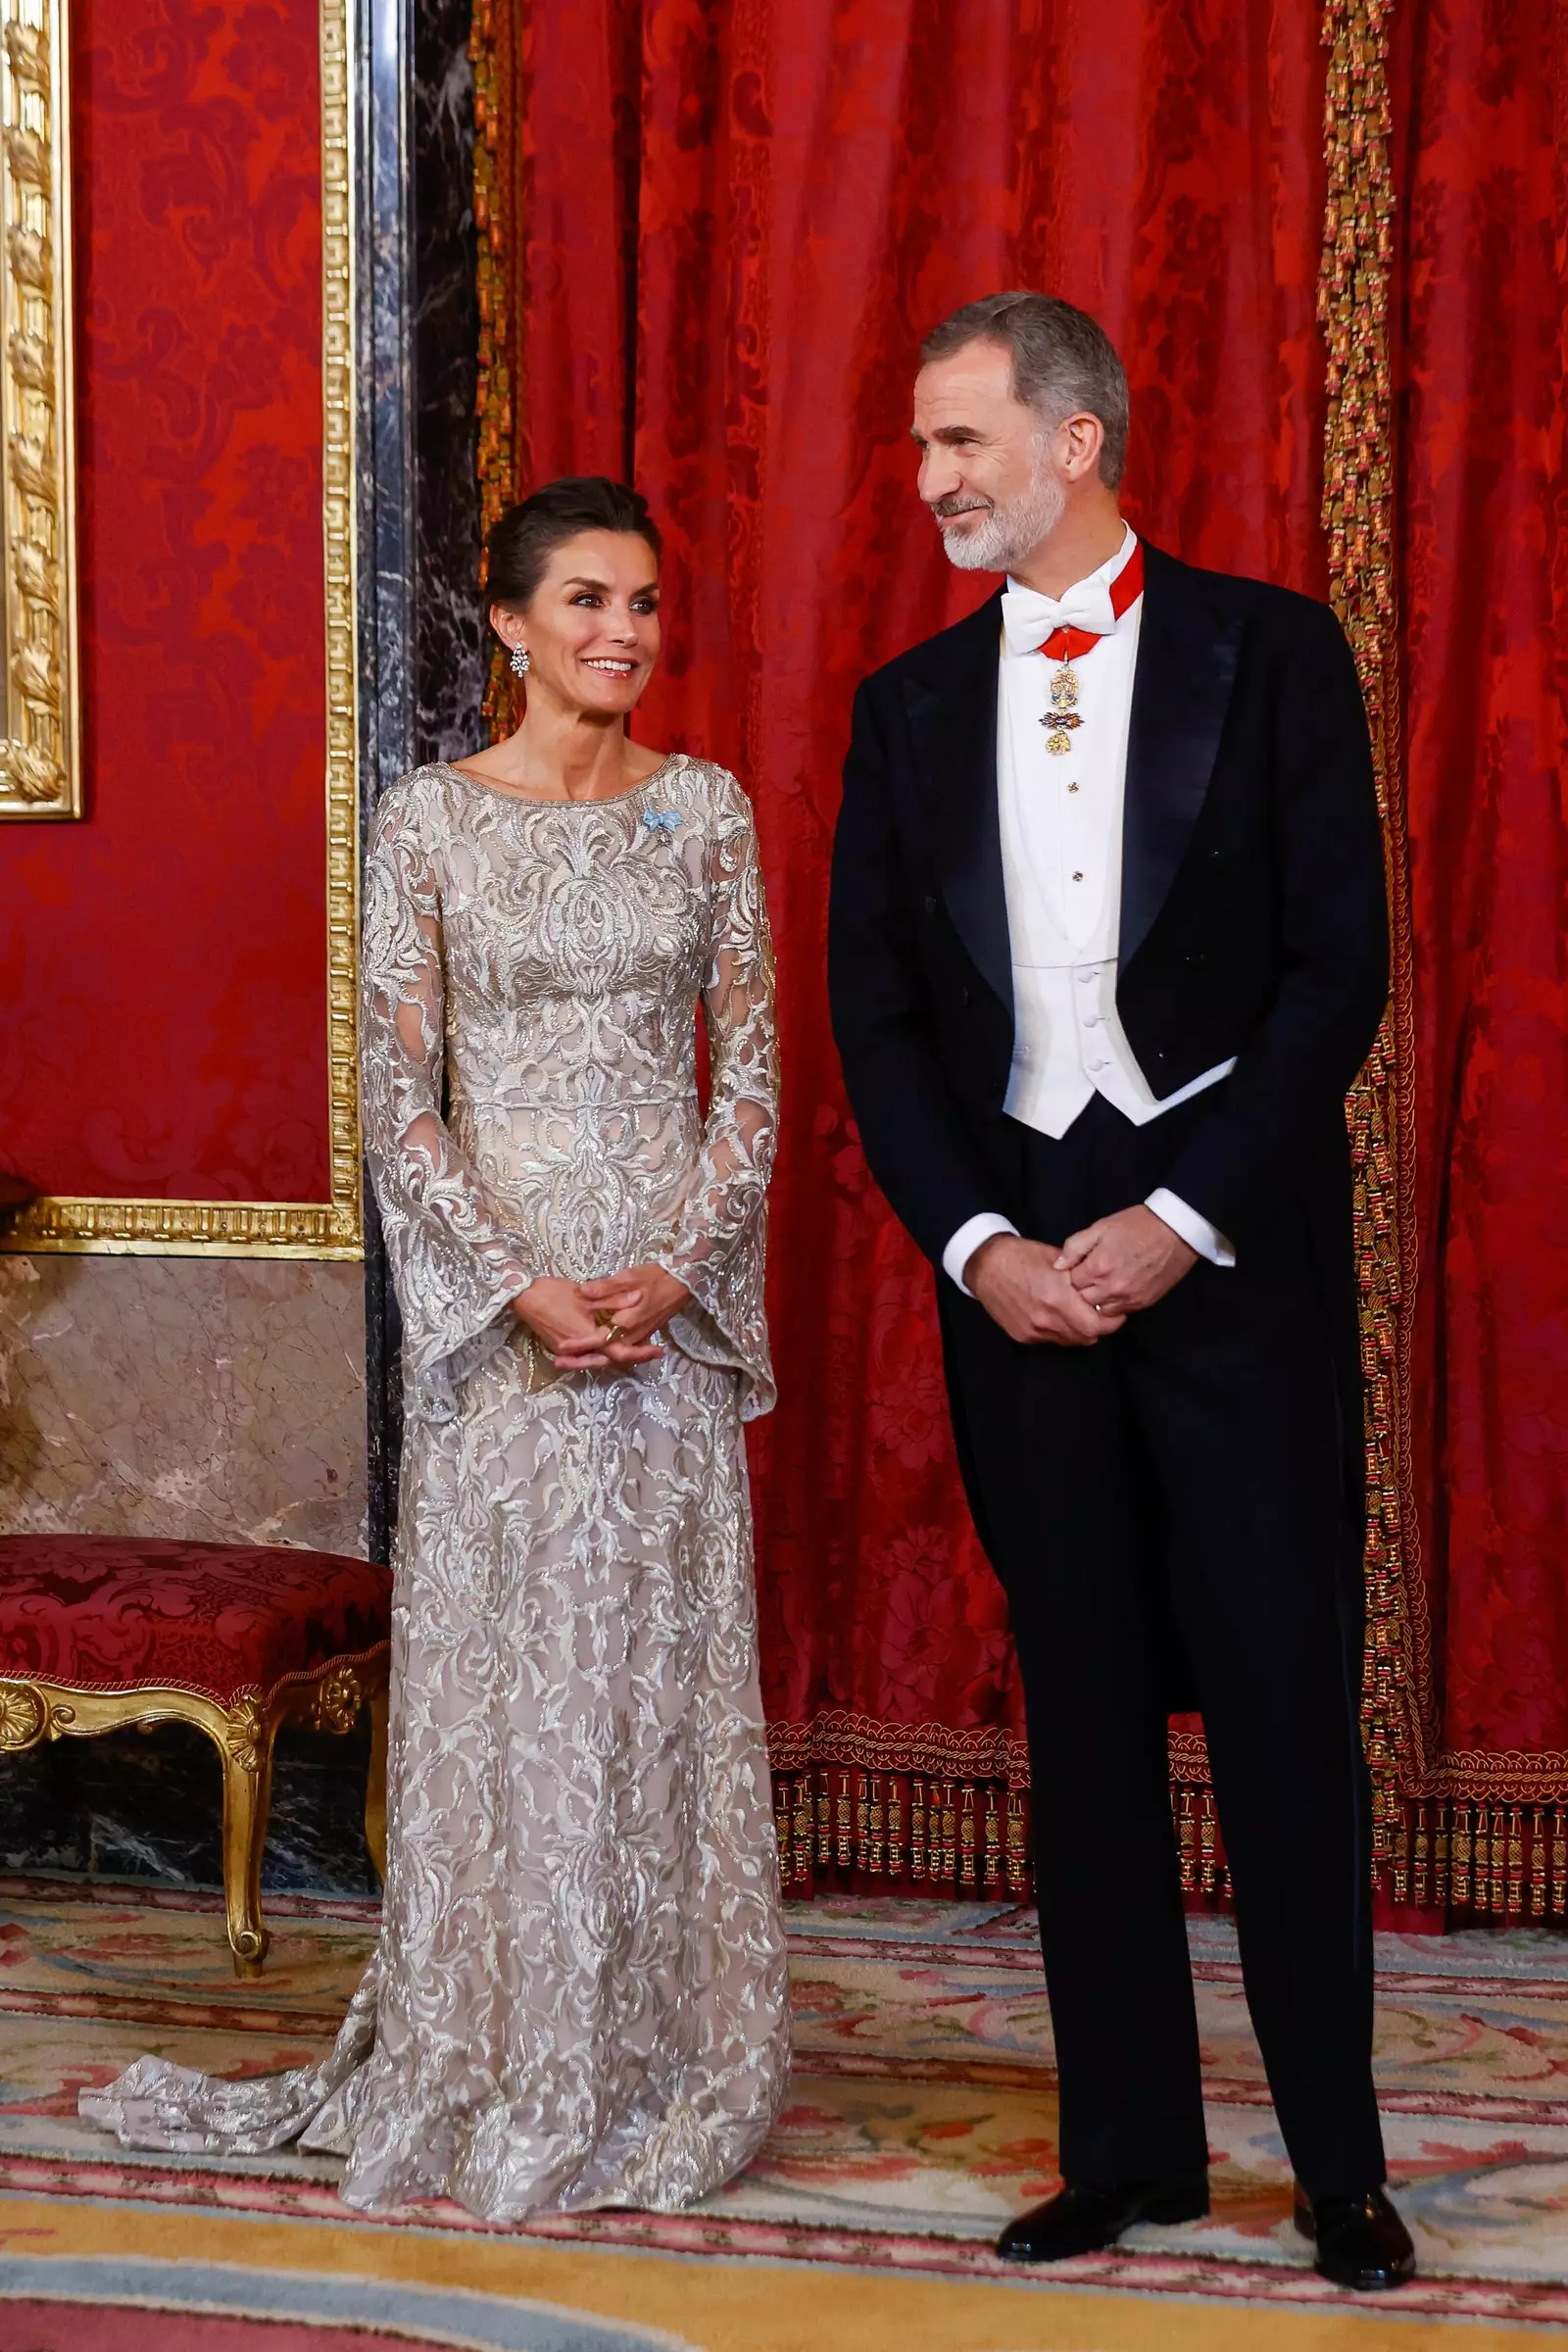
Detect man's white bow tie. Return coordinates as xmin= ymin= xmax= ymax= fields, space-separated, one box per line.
xmin=1001 ymin=577 xmax=1118 ymax=657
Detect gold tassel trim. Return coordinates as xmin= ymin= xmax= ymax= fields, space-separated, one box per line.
xmin=771 ymin=1765 xmax=1568 ymax=1920
xmin=768 ymin=1767 xmax=1028 ymax=1897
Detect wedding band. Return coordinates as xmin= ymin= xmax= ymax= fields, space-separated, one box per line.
xmin=601 ymin=1322 xmax=625 ymax=1346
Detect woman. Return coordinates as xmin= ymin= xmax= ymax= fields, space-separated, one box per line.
xmin=82 ymin=476 xmax=790 ymax=2218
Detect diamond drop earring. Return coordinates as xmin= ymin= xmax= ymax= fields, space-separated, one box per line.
xmin=510 ymin=644 xmax=530 ymax=676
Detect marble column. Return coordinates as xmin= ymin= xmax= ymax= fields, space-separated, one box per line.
xmin=357 ymin=0 xmax=483 ymax=795
xmin=413 ymin=0 xmax=486 ymax=764
xmin=359 ymin=0 xmax=483 ymax=1567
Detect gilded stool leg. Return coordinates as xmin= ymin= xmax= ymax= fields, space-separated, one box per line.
xmin=365 ymin=1685 xmax=388 ymax=1884
xmin=216 ymin=1697 xmax=277 ymax=1976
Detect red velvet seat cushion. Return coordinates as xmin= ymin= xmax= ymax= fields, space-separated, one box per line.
xmin=0 ymin=1537 xmax=392 ymax=1707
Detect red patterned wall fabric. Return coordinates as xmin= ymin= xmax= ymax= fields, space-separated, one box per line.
xmin=0 ymin=0 xmax=329 ymax=1203
xmin=1396 ymin=0 xmax=1568 ymax=1766
xmin=482 ymin=0 xmax=1333 ymax=1766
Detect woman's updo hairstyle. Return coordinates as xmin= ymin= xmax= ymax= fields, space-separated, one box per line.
xmin=484 ymin=476 xmax=662 ymax=622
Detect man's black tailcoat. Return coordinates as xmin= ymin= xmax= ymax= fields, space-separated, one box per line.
xmin=829 ymin=542 xmax=1388 ymax=1282
xmin=828 ymin=542 xmax=1392 ymax=2197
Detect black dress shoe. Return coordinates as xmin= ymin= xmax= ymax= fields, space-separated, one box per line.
xmin=996 ymin=2173 xmax=1209 ymax=2263
xmin=1295 ymin=2184 xmax=1416 ymax=2289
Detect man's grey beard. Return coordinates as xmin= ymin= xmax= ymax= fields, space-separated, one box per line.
xmin=938 ymin=448 xmax=1066 ymax=573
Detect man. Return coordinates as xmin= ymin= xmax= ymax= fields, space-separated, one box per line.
xmin=828 ymin=293 xmax=1413 ymax=2289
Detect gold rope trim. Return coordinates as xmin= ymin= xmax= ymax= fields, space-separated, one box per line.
xmin=765 ymin=1709 xmax=1030 ymax=1788
xmin=470 ymin=0 xmax=514 ymax=538
xmin=469 ymin=0 xmax=519 ymax=741
xmin=1319 ymin=0 xmax=1428 ymax=1852
xmin=1177 ymin=0 xmax=1432 ymax=1858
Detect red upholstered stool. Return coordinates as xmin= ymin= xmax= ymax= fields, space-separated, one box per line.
xmin=0 ymin=1536 xmax=392 ymax=1974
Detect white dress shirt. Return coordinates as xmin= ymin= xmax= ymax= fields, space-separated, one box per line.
xmin=945 ymin=526 xmax=1235 ymax=1294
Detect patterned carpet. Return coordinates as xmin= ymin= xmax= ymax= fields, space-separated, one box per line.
xmin=5 ymin=1875 xmax=1568 ymax=2348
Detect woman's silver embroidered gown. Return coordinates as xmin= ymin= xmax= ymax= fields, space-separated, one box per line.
xmin=81 ymin=755 xmax=790 ymax=2218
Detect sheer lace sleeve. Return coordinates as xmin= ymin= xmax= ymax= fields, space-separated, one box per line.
xmin=655 ymin=771 xmax=778 ymax=1419
xmin=361 ymin=777 xmax=531 ymax=1419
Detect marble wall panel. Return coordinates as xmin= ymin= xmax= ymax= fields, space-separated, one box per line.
xmin=414 ymin=0 xmax=485 ymax=764
xmin=0 ymin=1256 xmax=368 ymax=1552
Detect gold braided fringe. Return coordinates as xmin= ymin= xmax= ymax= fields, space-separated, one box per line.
xmin=1318 ymin=0 xmax=1428 ymax=1874
xmin=765 ymin=1713 xmax=1032 ymax=1899
xmin=469 ymin=0 xmax=520 ymax=741
xmin=769 ymin=1768 xmax=1033 ymax=1900
xmin=1175 ymin=0 xmax=1429 ymax=1896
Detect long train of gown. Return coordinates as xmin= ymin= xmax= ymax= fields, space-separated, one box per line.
xmin=80 ymin=755 xmax=791 ymax=2218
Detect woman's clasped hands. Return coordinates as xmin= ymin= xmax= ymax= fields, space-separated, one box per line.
xmin=512 ymin=1264 xmax=692 ymax=1372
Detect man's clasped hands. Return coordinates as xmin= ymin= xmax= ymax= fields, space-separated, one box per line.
xmin=512 ymin=1265 xmax=692 ymax=1372
xmin=965 ymin=1205 xmax=1197 ymax=1348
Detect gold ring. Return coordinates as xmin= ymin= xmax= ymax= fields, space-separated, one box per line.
xmin=601 ymin=1322 xmax=625 ymax=1347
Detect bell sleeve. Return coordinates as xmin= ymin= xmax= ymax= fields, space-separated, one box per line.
xmin=360 ymin=779 xmax=532 ymax=1421
xmin=654 ymin=773 xmax=779 ymax=1420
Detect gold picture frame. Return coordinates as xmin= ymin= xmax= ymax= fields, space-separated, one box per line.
xmin=0 ymin=0 xmax=78 ymax=819
xmin=2 ymin=0 xmax=362 ymax=1258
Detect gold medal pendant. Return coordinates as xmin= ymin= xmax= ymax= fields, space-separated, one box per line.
xmin=1042 ymin=660 xmax=1083 ymax=756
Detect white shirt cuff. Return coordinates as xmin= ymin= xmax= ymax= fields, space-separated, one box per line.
xmin=944 ymin=1212 xmax=1019 ymax=1296
xmin=1146 ymin=1188 xmax=1235 ymax=1268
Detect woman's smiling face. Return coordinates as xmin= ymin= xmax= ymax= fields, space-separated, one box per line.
xmin=491 ymin=528 xmax=662 ymax=717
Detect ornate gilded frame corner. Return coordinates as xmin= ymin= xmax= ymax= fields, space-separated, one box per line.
xmin=2 ymin=0 xmax=362 ymax=1256
xmin=0 ymin=0 xmax=78 ymax=819
xmin=0 ymin=1645 xmax=389 ymax=1974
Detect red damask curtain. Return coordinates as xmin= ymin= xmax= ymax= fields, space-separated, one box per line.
xmin=1394 ymin=2 xmax=1568 ymax=1804
xmin=470 ymin=0 xmax=1568 ymax=1915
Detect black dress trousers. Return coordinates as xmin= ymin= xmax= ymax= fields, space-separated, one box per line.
xmin=939 ymin=1095 xmax=1386 ymax=2200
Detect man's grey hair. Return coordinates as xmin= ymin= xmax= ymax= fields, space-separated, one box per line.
xmin=921 ymin=292 xmax=1130 ymax=489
